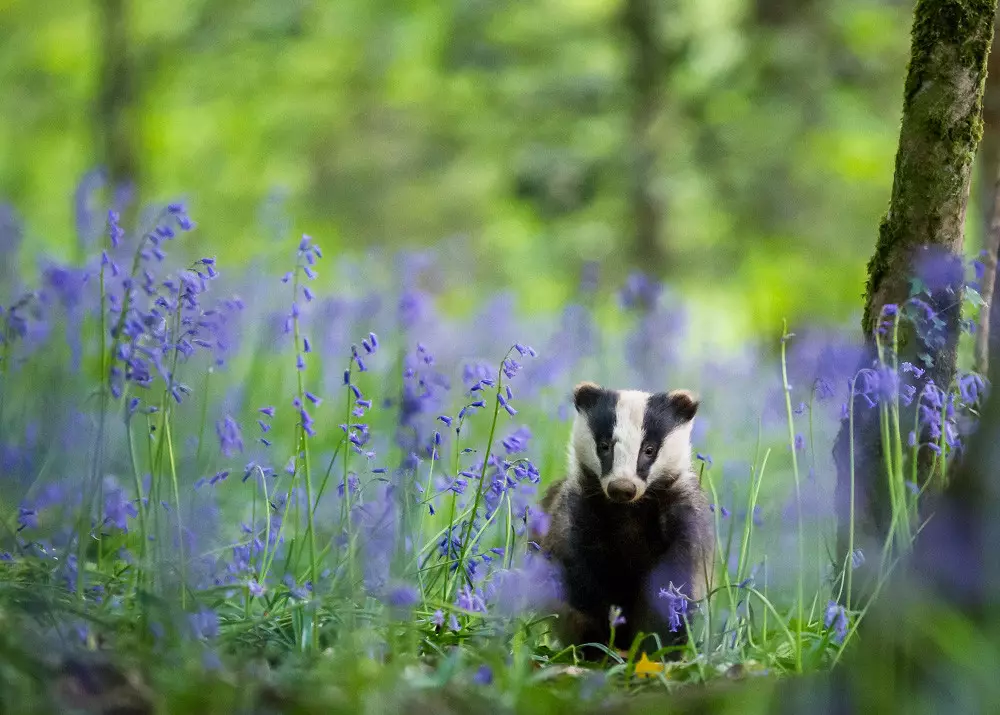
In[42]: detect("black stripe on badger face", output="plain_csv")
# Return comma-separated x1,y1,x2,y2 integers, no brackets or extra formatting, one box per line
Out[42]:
572,382,618,484
637,391,698,481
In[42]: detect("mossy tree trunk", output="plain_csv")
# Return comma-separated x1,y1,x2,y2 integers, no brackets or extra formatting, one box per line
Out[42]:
834,0,997,577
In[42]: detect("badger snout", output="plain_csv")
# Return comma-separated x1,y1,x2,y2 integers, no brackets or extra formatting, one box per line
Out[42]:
605,478,639,504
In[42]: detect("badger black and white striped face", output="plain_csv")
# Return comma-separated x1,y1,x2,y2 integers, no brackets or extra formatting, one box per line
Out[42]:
568,382,698,504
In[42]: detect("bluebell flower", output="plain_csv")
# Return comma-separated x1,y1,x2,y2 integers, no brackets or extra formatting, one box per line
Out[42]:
619,271,661,311
851,549,865,569
502,426,531,454
189,608,220,640
107,210,124,248
814,377,835,400
16,506,37,531
248,579,265,597
387,583,420,609
216,415,244,458
102,477,138,531
824,601,849,644
473,665,494,686
959,373,985,405
431,609,445,627
657,583,690,632
609,605,626,628
696,453,712,468
497,392,517,416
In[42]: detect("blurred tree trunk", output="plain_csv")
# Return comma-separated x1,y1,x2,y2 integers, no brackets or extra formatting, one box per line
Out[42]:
975,169,1000,373
96,0,139,208
752,0,815,26
621,0,666,271
833,0,997,581
976,9,1000,373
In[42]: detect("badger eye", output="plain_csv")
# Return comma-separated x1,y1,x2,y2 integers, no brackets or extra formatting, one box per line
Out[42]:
643,445,656,458
598,441,611,454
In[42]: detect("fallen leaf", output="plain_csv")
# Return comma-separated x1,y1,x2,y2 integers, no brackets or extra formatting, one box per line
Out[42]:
633,653,666,679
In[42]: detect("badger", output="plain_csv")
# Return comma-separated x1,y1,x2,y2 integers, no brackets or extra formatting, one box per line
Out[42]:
534,382,715,657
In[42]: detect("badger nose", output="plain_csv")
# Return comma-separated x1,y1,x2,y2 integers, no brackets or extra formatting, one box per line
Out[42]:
606,479,637,503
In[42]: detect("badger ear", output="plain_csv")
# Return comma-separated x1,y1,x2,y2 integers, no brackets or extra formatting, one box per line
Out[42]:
573,381,604,412
667,389,699,422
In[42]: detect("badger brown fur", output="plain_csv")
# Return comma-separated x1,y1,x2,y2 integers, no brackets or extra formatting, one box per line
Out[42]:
533,382,715,657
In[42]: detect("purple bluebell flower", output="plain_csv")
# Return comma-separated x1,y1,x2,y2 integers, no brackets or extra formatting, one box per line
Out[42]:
387,583,420,609
824,601,849,644
472,665,494,685
102,477,138,531
814,377,835,400
189,608,219,640
216,415,244,458
959,373,985,405
851,549,865,570
657,583,690,632
107,210,124,248
497,392,517,416
619,271,661,311
502,426,531,454
502,358,521,379
17,506,37,531
609,605,626,628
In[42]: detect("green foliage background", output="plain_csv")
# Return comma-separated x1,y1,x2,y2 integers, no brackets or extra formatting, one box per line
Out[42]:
0,0,936,333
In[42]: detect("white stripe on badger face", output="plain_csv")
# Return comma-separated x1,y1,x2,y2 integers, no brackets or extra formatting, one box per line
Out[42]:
568,411,602,480
647,420,694,484
604,390,650,497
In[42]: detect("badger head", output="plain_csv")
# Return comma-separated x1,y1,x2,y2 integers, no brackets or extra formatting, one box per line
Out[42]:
568,381,699,504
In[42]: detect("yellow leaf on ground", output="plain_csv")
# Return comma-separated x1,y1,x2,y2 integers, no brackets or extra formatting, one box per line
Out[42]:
633,653,666,679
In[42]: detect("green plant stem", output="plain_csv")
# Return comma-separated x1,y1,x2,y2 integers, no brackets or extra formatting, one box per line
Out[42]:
779,321,804,673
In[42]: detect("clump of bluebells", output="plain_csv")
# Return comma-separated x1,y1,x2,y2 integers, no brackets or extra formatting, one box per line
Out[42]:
0,182,992,704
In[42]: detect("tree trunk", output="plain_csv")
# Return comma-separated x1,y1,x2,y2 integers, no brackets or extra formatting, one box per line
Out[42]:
975,168,1000,373
96,0,139,202
975,10,1000,373
621,0,666,271
977,9,1000,235
834,0,997,579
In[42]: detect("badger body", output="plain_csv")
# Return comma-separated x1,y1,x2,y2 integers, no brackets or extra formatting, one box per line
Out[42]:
536,382,714,655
